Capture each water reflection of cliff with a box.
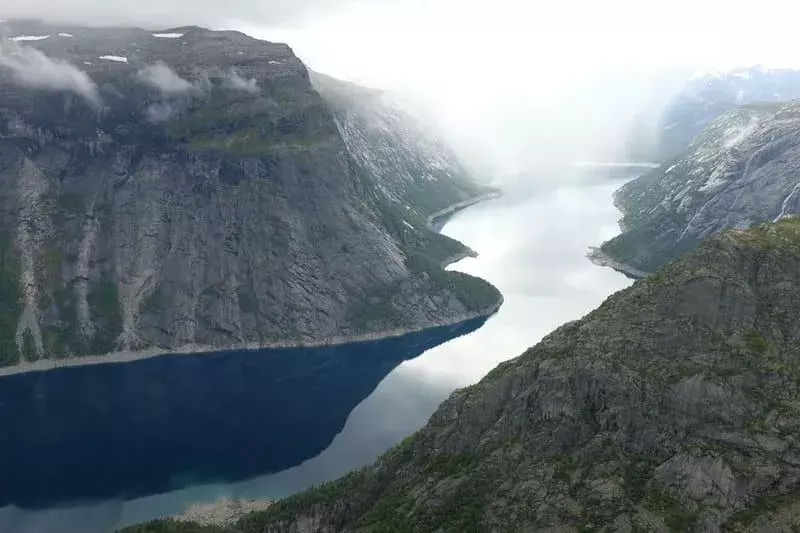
[0,316,488,509]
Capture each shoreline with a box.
[426,191,502,232]
[440,248,479,269]
[0,298,503,378]
[586,247,651,280]
[0,192,503,379]
[176,497,273,527]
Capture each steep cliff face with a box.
[310,72,495,219]
[654,66,800,160]
[601,101,800,273]
[125,218,800,532]
[0,21,500,368]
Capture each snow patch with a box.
[99,55,128,63]
[10,35,50,42]
[152,33,184,39]
[58,33,74,38]
[402,220,414,230]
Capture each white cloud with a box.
[144,102,175,122]
[137,62,192,94]
[9,35,50,41]
[0,42,100,106]
[223,69,259,93]
[0,0,343,27]
[236,0,800,172]
[4,0,800,171]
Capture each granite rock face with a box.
[602,101,800,273]
[0,20,501,368]
[310,72,493,218]
[124,218,800,532]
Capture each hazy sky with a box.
[6,0,800,80]
[4,0,799,171]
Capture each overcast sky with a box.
[3,0,799,172]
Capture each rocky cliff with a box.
[309,72,495,219]
[125,217,800,532]
[601,101,800,274]
[0,20,501,369]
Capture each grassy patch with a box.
[743,328,768,353]
[622,456,659,504]
[86,278,123,355]
[644,485,698,530]
[0,232,21,367]
[56,193,86,214]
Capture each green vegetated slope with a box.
[125,217,800,531]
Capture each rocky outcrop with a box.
[176,499,273,527]
[0,21,501,369]
[123,220,800,531]
[601,101,800,273]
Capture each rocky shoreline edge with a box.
[426,191,502,232]
[586,247,651,280]
[0,193,503,379]
[0,296,503,378]
[175,497,274,527]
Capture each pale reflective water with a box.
[2,176,634,532]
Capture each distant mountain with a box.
[653,66,800,160]
[0,20,501,369]
[125,216,800,532]
[601,101,800,274]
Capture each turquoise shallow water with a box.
[1,174,635,532]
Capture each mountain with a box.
[0,20,501,369]
[600,101,800,274]
[309,72,497,221]
[653,66,800,160]
[125,217,800,532]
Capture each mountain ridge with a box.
[601,100,800,274]
[652,65,800,160]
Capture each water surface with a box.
[2,175,634,532]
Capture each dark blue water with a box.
[0,317,487,510]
